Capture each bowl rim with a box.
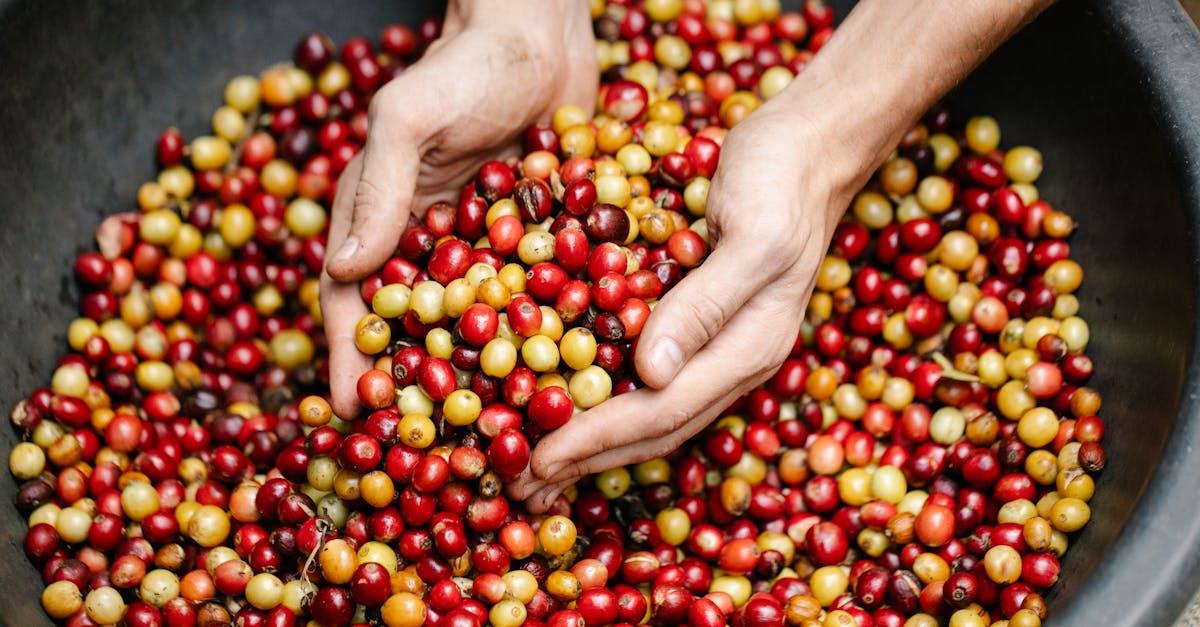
[1,0,1199,624]
[1051,1,1200,625]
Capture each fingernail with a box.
[332,235,359,263]
[650,338,684,379]
[541,490,560,512]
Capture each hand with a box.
[511,100,869,512]
[512,0,1056,512]
[320,1,596,419]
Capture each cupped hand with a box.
[512,101,870,512]
[509,0,1052,511]
[320,1,596,419]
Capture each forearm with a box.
[447,0,594,58]
[775,0,1054,204]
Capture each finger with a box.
[324,155,363,278]
[321,156,374,420]
[320,278,372,420]
[96,212,137,260]
[537,429,694,489]
[530,388,724,486]
[530,388,670,482]
[534,283,803,482]
[507,474,575,514]
[505,468,542,502]
[525,478,577,514]
[325,90,421,282]
[634,238,781,389]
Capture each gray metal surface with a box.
[0,0,1198,625]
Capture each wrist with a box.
[450,1,590,39]
[449,1,594,74]
[759,81,879,234]
[764,0,1053,215]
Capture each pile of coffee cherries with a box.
[9,1,1105,626]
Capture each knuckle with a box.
[663,405,693,433]
[530,456,554,479]
[645,436,682,461]
[351,178,387,222]
[643,405,698,458]
[575,456,611,478]
[677,290,729,346]
[503,483,527,501]
[634,408,686,445]
[368,82,404,119]
[742,325,795,386]
[749,350,787,385]
[596,428,631,458]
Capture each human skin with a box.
[320,0,1055,511]
[320,0,596,421]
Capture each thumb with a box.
[324,104,420,282]
[634,240,766,388]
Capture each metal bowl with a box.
[1,0,1198,624]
